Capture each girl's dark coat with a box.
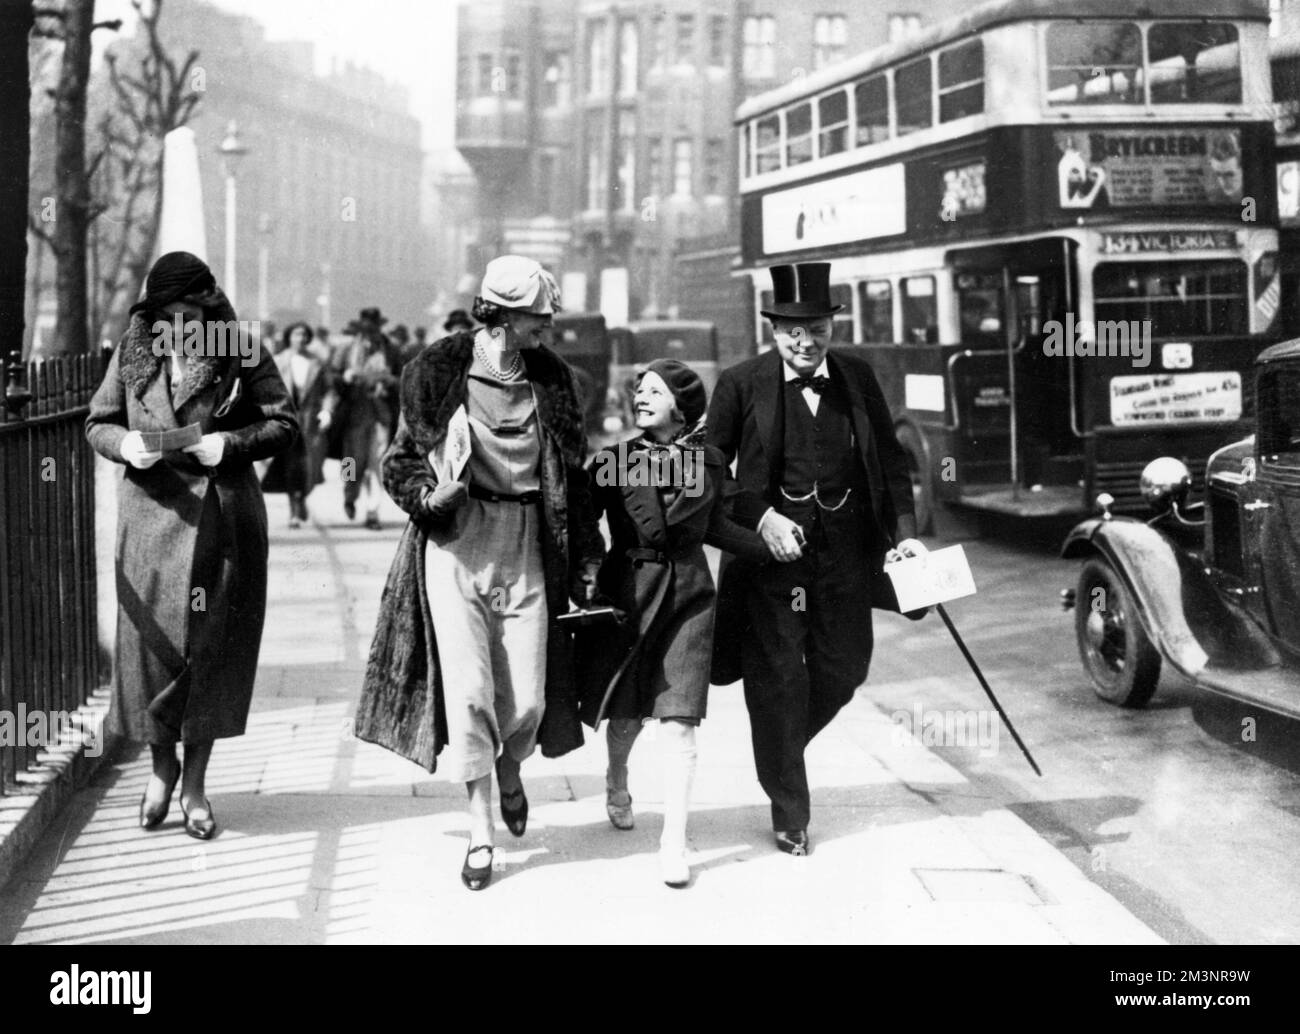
[576,442,769,726]
[353,332,605,770]
[85,297,298,743]
[262,349,332,493]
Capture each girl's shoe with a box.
[605,783,634,830]
[659,846,689,888]
[461,844,494,890]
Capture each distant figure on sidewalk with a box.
[263,321,335,527]
[328,306,402,529]
[354,255,604,892]
[443,308,475,335]
[576,359,767,887]
[707,262,927,857]
[85,250,297,841]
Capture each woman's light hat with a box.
[479,255,560,315]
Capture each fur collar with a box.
[116,288,240,404]
[403,332,586,466]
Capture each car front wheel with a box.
[1074,557,1161,708]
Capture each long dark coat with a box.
[85,299,298,743]
[706,347,920,685]
[576,440,768,727]
[262,349,332,493]
[352,331,605,771]
[325,331,401,472]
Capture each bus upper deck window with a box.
[1046,22,1141,106]
[1148,24,1240,104]
[786,102,813,166]
[895,57,933,135]
[854,74,889,145]
[938,39,984,123]
[818,89,849,158]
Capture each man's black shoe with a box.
[775,830,809,856]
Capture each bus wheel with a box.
[1074,558,1161,708]
[895,425,934,536]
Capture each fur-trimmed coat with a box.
[353,331,605,770]
[85,294,298,743]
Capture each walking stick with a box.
[934,602,1042,777]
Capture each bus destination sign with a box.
[1101,231,1238,255]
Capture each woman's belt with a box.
[625,547,668,566]
[468,483,541,505]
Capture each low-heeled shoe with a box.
[775,829,809,856]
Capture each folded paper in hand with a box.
[428,404,471,483]
[140,423,202,452]
[884,544,976,612]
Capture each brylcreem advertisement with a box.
[1054,128,1243,209]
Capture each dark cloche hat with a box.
[129,251,217,316]
[640,358,707,427]
[759,262,843,320]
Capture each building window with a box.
[542,50,571,108]
[646,136,663,197]
[588,19,611,96]
[675,14,695,66]
[617,115,636,212]
[673,137,692,196]
[476,52,495,96]
[813,14,847,70]
[785,102,812,166]
[937,39,983,122]
[817,88,849,157]
[651,14,667,68]
[888,13,921,43]
[586,125,606,211]
[704,137,724,194]
[743,15,776,80]
[709,15,727,67]
[854,73,889,144]
[895,57,932,135]
[618,19,639,97]
[504,50,523,99]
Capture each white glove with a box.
[886,538,929,563]
[317,409,332,431]
[183,433,226,467]
[120,430,163,470]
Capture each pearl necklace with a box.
[474,333,522,381]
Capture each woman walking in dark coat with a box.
[86,251,298,839]
[579,360,767,886]
[354,255,604,891]
[263,321,334,527]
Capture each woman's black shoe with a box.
[461,845,494,890]
[139,767,180,830]
[499,786,528,837]
[181,796,217,840]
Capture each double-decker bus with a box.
[735,0,1280,531]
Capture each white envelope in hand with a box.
[885,544,977,612]
[428,404,472,483]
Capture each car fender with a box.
[1062,518,1211,680]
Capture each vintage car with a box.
[1060,340,1300,714]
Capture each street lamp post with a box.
[256,212,271,322]
[218,121,248,309]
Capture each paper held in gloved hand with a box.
[427,404,471,483]
[140,423,202,452]
[884,544,977,612]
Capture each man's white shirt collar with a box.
[782,358,830,382]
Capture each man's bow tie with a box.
[791,375,831,394]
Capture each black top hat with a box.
[759,262,843,320]
[358,306,387,326]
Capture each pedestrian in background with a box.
[85,250,297,841]
[577,359,767,887]
[443,308,475,335]
[329,306,401,529]
[354,255,603,892]
[263,321,334,527]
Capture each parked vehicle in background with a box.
[550,312,613,435]
[1060,339,1300,716]
[608,320,720,429]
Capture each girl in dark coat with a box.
[263,322,335,527]
[579,359,767,887]
[354,255,604,891]
[85,251,298,840]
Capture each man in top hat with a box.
[707,261,927,856]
